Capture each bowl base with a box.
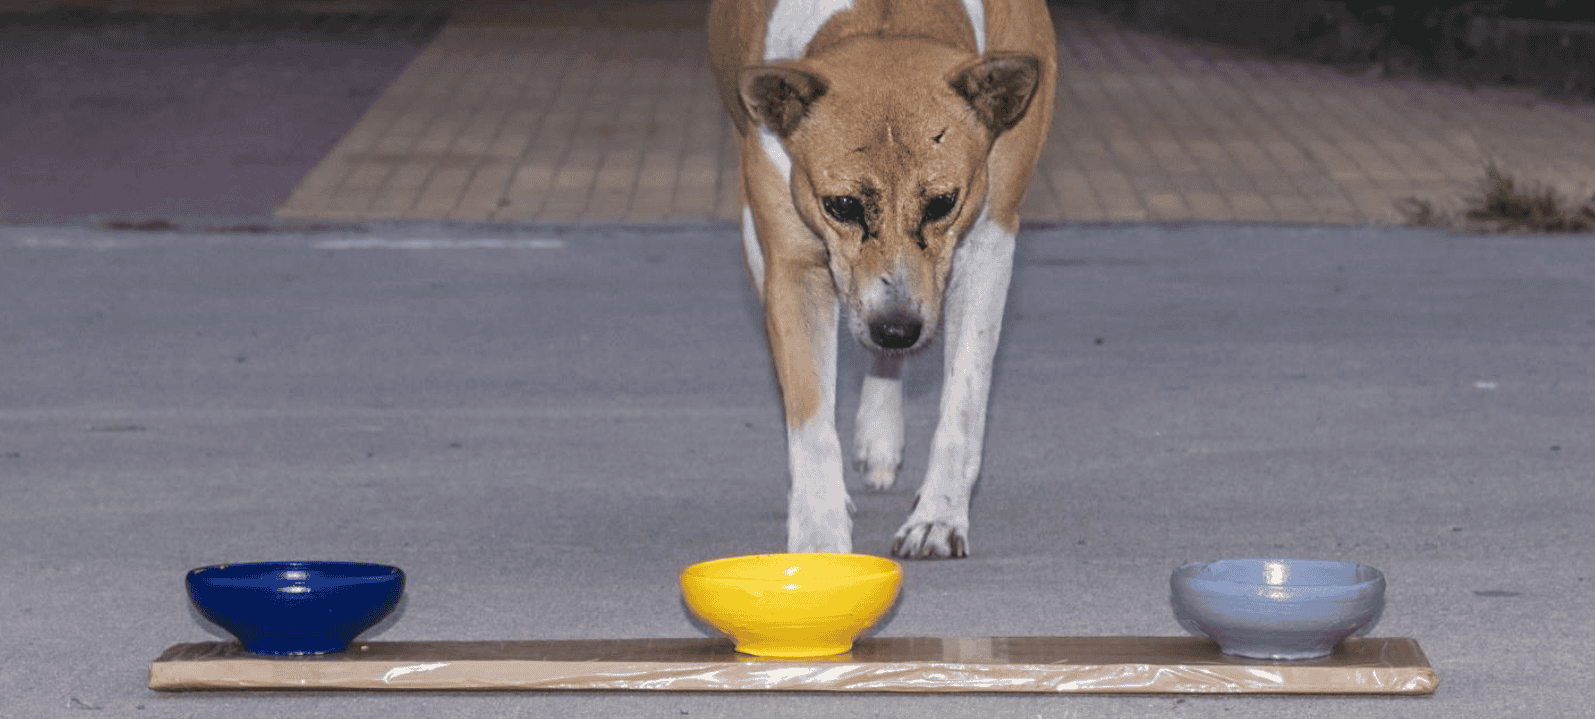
[734,641,853,658]
[1219,645,1333,661]
[239,640,352,656]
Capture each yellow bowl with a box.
[680,553,903,658]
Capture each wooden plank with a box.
[150,636,1439,694]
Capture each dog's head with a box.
[739,38,1041,356]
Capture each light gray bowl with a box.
[1170,559,1385,661]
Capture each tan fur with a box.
[736,74,832,425]
[706,0,769,137]
[792,38,992,353]
[973,0,1056,231]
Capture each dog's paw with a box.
[890,519,968,559]
[853,451,900,491]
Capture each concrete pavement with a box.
[2,220,1591,717]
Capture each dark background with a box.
[1062,0,1595,98]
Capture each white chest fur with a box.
[761,0,986,62]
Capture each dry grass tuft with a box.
[1399,164,1595,233]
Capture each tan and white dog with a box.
[709,0,1055,558]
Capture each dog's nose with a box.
[869,311,922,350]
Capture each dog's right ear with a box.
[739,66,828,139]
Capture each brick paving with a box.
[269,1,1595,226]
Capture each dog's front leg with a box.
[764,262,852,553]
[891,212,1015,559]
[854,353,904,491]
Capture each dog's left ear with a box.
[950,53,1042,135]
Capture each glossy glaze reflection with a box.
[680,553,902,658]
[1170,559,1385,661]
[186,561,404,655]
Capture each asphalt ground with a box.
[1,5,1593,719]
[3,219,1593,717]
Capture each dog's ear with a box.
[739,66,828,138]
[949,53,1042,134]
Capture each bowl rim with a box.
[1172,558,1384,590]
[680,552,901,582]
[187,561,404,581]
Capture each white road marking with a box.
[13,235,567,251]
[312,238,565,250]
[15,235,130,249]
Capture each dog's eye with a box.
[923,192,958,223]
[823,196,865,225]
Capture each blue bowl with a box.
[1170,558,1385,660]
[186,561,405,655]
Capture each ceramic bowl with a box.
[186,561,405,655]
[1170,558,1385,660]
[680,553,902,658]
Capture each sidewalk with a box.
[270,0,1595,226]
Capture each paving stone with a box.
[265,1,1595,227]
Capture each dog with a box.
[709,0,1056,558]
